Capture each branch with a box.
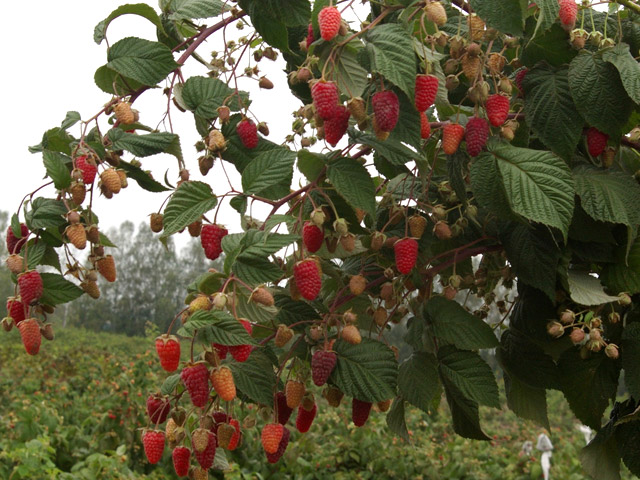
[617,0,640,15]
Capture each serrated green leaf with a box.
[25,240,47,270]
[442,382,490,441]
[24,198,67,231]
[60,111,81,130]
[469,150,513,219]
[569,50,632,137]
[118,159,170,192]
[161,374,181,395]
[43,151,71,190]
[297,150,326,183]
[567,270,620,306]
[274,295,321,328]
[94,65,145,96]
[504,373,550,430]
[179,76,248,119]
[178,310,257,345]
[602,43,640,104]
[330,338,397,402]
[241,149,296,199]
[522,21,577,67]
[29,127,76,155]
[233,257,283,285]
[107,129,182,161]
[621,323,640,400]
[523,64,583,158]
[327,158,376,217]
[580,420,622,480]
[234,291,279,325]
[364,24,416,98]
[617,418,640,476]
[318,38,368,98]
[162,181,217,237]
[237,0,289,51]
[425,297,498,350]
[40,273,84,306]
[166,0,225,20]
[94,4,165,44]
[470,0,523,35]
[398,352,440,413]
[106,37,178,86]
[349,128,423,166]
[386,398,410,443]
[228,349,277,405]
[528,0,559,43]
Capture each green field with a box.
[0,327,632,479]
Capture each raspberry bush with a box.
[4,0,640,478]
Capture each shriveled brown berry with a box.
[251,287,275,307]
[114,101,135,124]
[81,280,101,299]
[340,233,356,252]
[150,213,164,233]
[370,232,386,251]
[324,386,344,407]
[285,380,305,409]
[433,221,452,240]
[274,324,294,348]
[6,254,24,274]
[69,182,86,206]
[341,324,361,345]
[349,275,367,296]
[408,215,427,238]
[373,306,387,327]
[207,130,227,153]
[188,220,202,237]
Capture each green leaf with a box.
[40,273,84,306]
[398,352,440,413]
[437,346,500,409]
[574,165,640,227]
[118,159,170,192]
[107,129,182,161]
[522,21,577,68]
[567,270,620,306]
[504,373,550,430]
[349,128,423,166]
[475,141,575,240]
[447,151,469,206]
[621,323,640,400]
[179,76,248,119]
[330,338,398,403]
[178,310,257,346]
[229,349,277,405]
[60,111,81,130]
[161,374,181,395]
[327,158,376,217]
[580,421,622,480]
[43,151,71,190]
[469,0,523,36]
[166,0,225,20]
[425,297,498,350]
[569,50,632,137]
[616,418,640,476]
[274,295,321,328]
[94,4,165,44]
[94,65,145,95]
[442,382,490,441]
[523,64,583,158]
[241,148,296,199]
[364,24,416,98]
[528,0,559,43]
[29,127,75,155]
[602,43,640,104]
[221,115,281,173]
[469,150,513,219]
[233,257,283,285]
[297,150,325,182]
[107,37,178,86]
[237,0,289,51]
[162,181,217,237]
[24,198,67,230]
[386,398,411,443]
[318,39,368,98]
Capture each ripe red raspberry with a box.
[515,68,528,96]
[324,105,351,146]
[442,123,465,155]
[6,223,29,254]
[415,74,439,112]
[394,237,418,275]
[311,350,337,386]
[372,91,400,132]
[465,117,490,157]
[236,118,259,149]
[200,224,228,261]
[18,318,41,355]
[318,6,341,41]
[261,423,284,454]
[586,127,609,157]
[352,398,373,427]
[311,80,339,120]
[213,343,228,360]
[558,0,577,30]
[210,365,236,402]
[76,155,98,184]
[155,334,181,372]
[266,426,290,463]
[146,394,171,424]
[7,297,26,324]
[275,391,294,425]
[306,24,315,48]
[302,221,324,252]
[193,430,217,469]
[293,259,322,301]
[420,112,431,139]
[485,94,510,127]
[142,430,165,464]
[18,270,43,305]
[180,362,210,408]
[296,400,317,433]
[172,446,191,477]
[229,319,253,362]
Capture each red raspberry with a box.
[394,237,418,274]
[324,105,351,146]
[18,318,41,355]
[352,398,373,427]
[236,118,259,149]
[213,343,228,360]
[441,123,465,155]
[372,91,399,132]
[200,224,228,261]
[293,259,322,301]
[318,6,341,42]
[214,417,241,450]
[6,224,29,254]
[193,430,217,469]
[420,112,431,139]
[465,117,490,157]
[415,74,439,111]
[155,334,181,372]
[515,68,528,96]
[311,350,337,386]
[172,446,191,477]
[76,155,98,184]
[142,430,165,464]
[7,297,27,324]
[229,319,253,362]
[311,80,339,120]
[146,394,171,424]
[306,24,315,48]
[296,401,317,433]
[18,270,43,305]
[261,423,284,454]
[485,94,510,127]
[275,391,294,425]
[586,127,609,157]
[302,221,324,252]
[559,0,577,30]
[180,362,210,408]
[266,426,290,463]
